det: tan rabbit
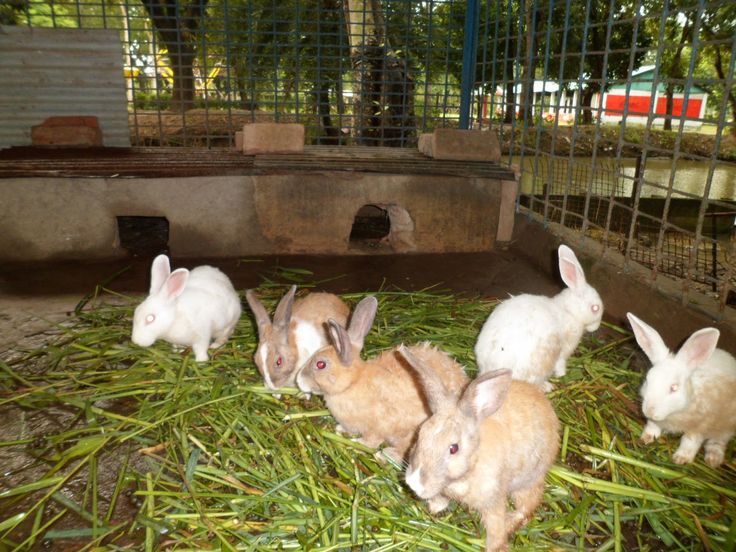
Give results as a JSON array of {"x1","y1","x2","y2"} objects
[
  {"x1": 246, "y1": 285, "x2": 349, "y2": 393},
  {"x1": 400, "y1": 345, "x2": 559, "y2": 552},
  {"x1": 296, "y1": 296, "x2": 468, "y2": 462}
]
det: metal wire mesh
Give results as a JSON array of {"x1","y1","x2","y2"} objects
[
  {"x1": 6, "y1": 0, "x2": 470, "y2": 147},
  {"x1": 3, "y1": 0, "x2": 735, "y2": 311},
  {"x1": 474, "y1": 0, "x2": 736, "y2": 313}
]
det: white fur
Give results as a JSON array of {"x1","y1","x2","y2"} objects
[
  {"x1": 294, "y1": 318, "x2": 325, "y2": 369},
  {"x1": 132, "y1": 256, "x2": 241, "y2": 362},
  {"x1": 474, "y1": 244, "x2": 603, "y2": 390},
  {"x1": 628, "y1": 312, "x2": 736, "y2": 467},
  {"x1": 405, "y1": 467, "x2": 424, "y2": 497}
]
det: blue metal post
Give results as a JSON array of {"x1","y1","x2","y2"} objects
[{"x1": 459, "y1": 0, "x2": 480, "y2": 129}]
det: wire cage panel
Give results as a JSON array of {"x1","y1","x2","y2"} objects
[{"x1": 2, "y1": 0, "x2": 735, "y2": 311}]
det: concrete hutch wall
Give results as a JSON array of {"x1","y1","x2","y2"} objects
[{"x1": 0, "y1": 172, "x2": 517, "y2": 261}]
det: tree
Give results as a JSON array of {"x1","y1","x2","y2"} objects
[
  {"x1": 543, "y1": 0, "x2": 651, "y2": 125},
  {"x1": 140, "y1": 0, "x2": 208, "y2": 112},
  {"x1": 344, "y1": 0, "x2": 414, "y2": 146},
  {"x1": 701, "y1": 4, "x2": 736, "y2": 137},
  {"x1": 657, "y1": 3, "x2": 694, "y2": 131}
]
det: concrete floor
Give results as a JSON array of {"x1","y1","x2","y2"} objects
[{"x1": 0, "y1": 249, "x2": 562, "y2": 352}]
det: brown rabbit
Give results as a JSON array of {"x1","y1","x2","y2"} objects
[
  {"x1": 246, "y1": 285, "x2": 349, "y2": 393},
  {"x1": 296, "y1": 296, "x2": 468, "y2": 462},
  {"x1": 400, "y1": 345, "x2": 559, "y2": 552}
]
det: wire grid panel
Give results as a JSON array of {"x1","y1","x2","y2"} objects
[
  {"x1": 7, "y1": 0, "x2": 469, "y2": 147},
  {"x1": 474, "y1": 0, "x2": 736, "y2": 313}
]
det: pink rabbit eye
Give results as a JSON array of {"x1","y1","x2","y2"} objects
[
  {"x1": 591, "y1": 304, "x2": 600, "y2": 313},
  {"x1": 670, "y1": 383, "x2": 679, "y2": 393},
  {"x1": 145, "y1": 314, "x2": 156, "y2": 325},
  {"x1": 316, "y1": 360, "x2": 327, "y2": 370},
  {"x1": 276, "y1": 357, "x2": 283, "y2": 367},
  {"x1": 449, "y1": 443, "x2": 459, "y2": 455}
]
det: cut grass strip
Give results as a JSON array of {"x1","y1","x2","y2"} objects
[{"x1": 0, "y1": 282, "x2": 733, "y2": 550}]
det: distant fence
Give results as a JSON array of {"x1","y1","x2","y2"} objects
[{"x1": 4, "y1": 0, "x2": 736, "y2": 311}]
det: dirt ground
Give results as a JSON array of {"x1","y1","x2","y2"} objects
[{"x1": 0, "y1": 250, "x2": 563, "y2": 353}]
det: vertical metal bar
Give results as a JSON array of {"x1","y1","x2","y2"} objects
[
  {"x1": 579, "y1": 0, "x2": 617, "y2": 236},
  {"x1": 459, "y1": 0, "x2": 480, "y2": 129},
  {"x1": 680, "y1": 1, "x2": 707, "y2": 305}
]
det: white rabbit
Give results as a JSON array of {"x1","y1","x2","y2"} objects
[
  {"x1": 131, "y1": 254, "x2": 241, "y2": 362},
  {"x1": 400, "y1": 346, "x2": 559, "y2": 552},
  {"x1": 627, "y1": 312, "x2": 736, "y2": 467},
  {"x1": 296, "y1": 297, "x2": 468, "y2": 462},
  {"x1": 245, "y1": 285, "x2": 349, "y2": 392},
  {"x1": 474, "y1": 244, "x2": 603, "y2": 391}
]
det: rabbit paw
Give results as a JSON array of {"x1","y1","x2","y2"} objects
[
  {"x1": 640, "y1": 421, "x2": 661, "y2": 444},
  {"x1": 192, "y1": 343, "x2": 210, "y2": 362},
  {"x1": 672, "y1": 434, "x2": 703, "y2": 465},
  {"x1": 427, "y1": 495, "x2": 449, "y2": 514},
  {"x1": 553, "y1": 358, "x2": 567, "y2": 377},
  {"x1": 703, "y1": 441, "x2": 725, "y2": 468}
]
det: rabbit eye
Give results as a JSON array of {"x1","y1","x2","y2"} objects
[
  {"x1": 316, "y1": 360, "x2": 327, "y2": 370},
  {"x1": 449, "y1": 443, "x2": 459, "y2": 455},
  {"x1": 670, "y1": 383, "x2": 679, "y2": 393},
  {"x1": 276, "y1": 356, "x2": 283, "y2": 367},
  {"x1": 145, "y1": 314, "x2": 155, "y2": 324},
  {"x1": 591, "y1": 304, "x2": 600, "y2": 313}
]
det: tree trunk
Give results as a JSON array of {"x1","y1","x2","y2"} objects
[
  {"x1": 344, "y1": 0, "x2": 414, "y2": 146},
  {"x1": 663, "y1": 84, "x2": 675, "y2": 131},
  {"x1": 504, "y1": 79, "x2": 515, "y2": 123},
  {"x1": 581, "y1": 87, "x2": 596, "y2": 125},
  {"x1": 517, "y1": 0, "x2": 534, "y2": 123},
  {"x1": 141, "y1": 0, "x2": 208, "y2": 112},
  {"x1": 315, "y1": 83, "x2": 340, "y2": 144}
]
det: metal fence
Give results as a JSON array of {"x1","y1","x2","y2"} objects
[
  {"x1": 471, "y1": 0, "x2": 736, "y2": 313},
  {"x1": 4, "y1": 0, "x2": 736, "y2": 311}
]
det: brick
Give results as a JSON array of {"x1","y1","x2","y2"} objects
[
  {"x1": 40, "y1": 116, "x2": 100, "y2": 128},
  {"x1": 31, "y1": 116, "x2": 103, "y2": 147},
  {"x1": 431, "y1": 128, "x2": 501, "y2": 162},
  {"x1": 234, "y1": 131, "x2": 243, "y2": 151},
  {"x1": 417, "y1": 133, "x2": 434, "y2": 157},
  {"x1": 242, "y1": 123, "x2": 305, "y2": 155}
]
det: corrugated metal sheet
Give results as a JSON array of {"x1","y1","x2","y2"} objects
[{"x1": 0, "y1": 26, "x2": 131, "y2": 148}]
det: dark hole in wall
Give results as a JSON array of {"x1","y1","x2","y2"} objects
[
  {"x1": 117, "y1": 216, "x2": 169, "y2": 257},
  {"x1": 349, "y1": 205, "x2": 391, "y2": 246}
]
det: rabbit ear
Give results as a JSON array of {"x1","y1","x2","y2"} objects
[
  {"x1": 460, "y1": 369, "x2": 512, "y2": 421},
  {"x1": 273, "y1": 285, "x2": 296, "y2": 331},
  {"x1": 675, "y1": 328, "x2": 719, "y2": 372},
  {"x1": 397, "y1": 344, "x2": 450, "y2": 413},
  {"x1": 164, "y1": 268, "x2": 189, "y2": 301},
  {"x1": 327, "y1": 319, "x2": 352, "y2": 365},
  {"x1": 347, "y1": 296, "x2": 378, "y2": 353},
  {"x1": 627, "y1": 312, "x2": 670, "y2": 364},
  {"x1": 245, "y1": 289, "x2": 271, "y2": 335},
  {"x1": 150, "y1": 254, "x2": 171, "y2": 294},
  {"x1": 558, "y1": 245, "x2": 587, "y2": 292}
]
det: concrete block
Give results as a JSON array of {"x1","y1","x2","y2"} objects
[
  {"x1": 234, "y1": 131, "x2": 243, "y2": 150},
  {"x1": 242, "y1": 123, "x2": 304, "y2": 155},
  {"x1": 497, "y1": 179, "x2": 518, "y2": 242},
  {"x1": 31, "y1": 116, "x2": 102, "y2": 146},
  {"x1": 417, "y1": 133, "x2": 434, "y2": 157},
  {"x1": 431, "y1": 128, "x2": 501, "y2": 162}
]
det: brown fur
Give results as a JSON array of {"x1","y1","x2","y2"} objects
[
  {"x1": 246, "y1": 286, "x2": 349, "y2": 390},
  {"x1": 404, "y1": 358, "x2": 559, "y2": 552},
  {"x1": 299, "y1": 334, "x2": 468, "y2": 462}
]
